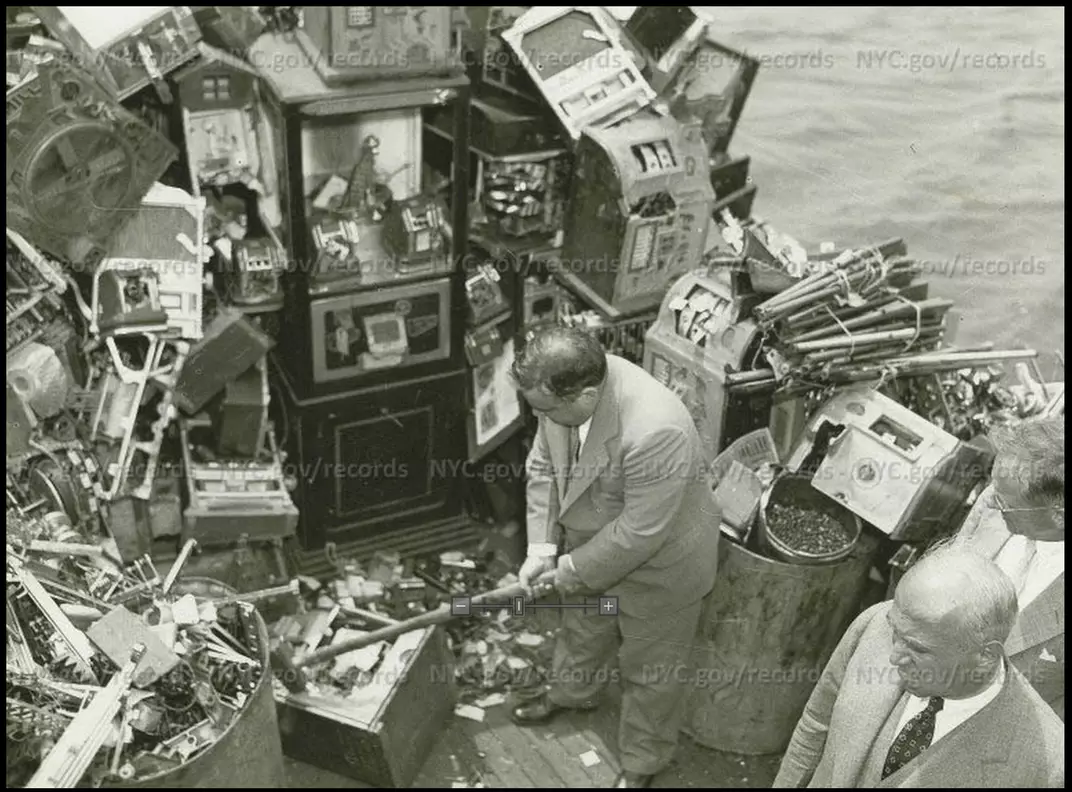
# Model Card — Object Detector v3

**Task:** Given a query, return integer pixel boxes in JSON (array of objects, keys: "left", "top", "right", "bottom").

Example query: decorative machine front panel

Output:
[
  {"left": 298, "top": 6, "right": 458, "bottom": 84},
  {"left": 310, "top": 277, "right": 452, "bottom": 384},
  {"left": 784, "top": 386, "right": 992, "bottom": 542},
  {"left": 563, "top": 114, "right": 715, "bottom": 315},
  {"left": 644, "top": 269, "right": 768, "bottom": 461},
  {"left": 500, "top": 7, "right": 656, "bottom": 141}
]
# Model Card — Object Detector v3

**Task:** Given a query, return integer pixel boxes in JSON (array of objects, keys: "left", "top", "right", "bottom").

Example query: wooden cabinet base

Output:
[{"left": 275, "top": 626, "right": 456, "bottom": 787}]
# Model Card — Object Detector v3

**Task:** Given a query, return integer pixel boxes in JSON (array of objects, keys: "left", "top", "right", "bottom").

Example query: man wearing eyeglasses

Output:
[{"left": 953, "top": 415, "right": 1064, "bottom": 720}]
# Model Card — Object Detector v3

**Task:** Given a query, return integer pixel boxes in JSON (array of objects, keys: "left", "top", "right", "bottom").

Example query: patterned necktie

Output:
[{"left": 882, "top": 696, "right": 945, "bottom": 779}]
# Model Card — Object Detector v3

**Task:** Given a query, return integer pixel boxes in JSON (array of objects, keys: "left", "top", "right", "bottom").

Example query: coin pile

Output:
[{"left": 766, "top": 504, "right": 854, "bottom": 556}]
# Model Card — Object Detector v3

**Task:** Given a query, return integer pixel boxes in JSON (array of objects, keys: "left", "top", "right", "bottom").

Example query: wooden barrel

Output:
[{"left": 683, "top": 530, "right": 880, "bottom": 755}]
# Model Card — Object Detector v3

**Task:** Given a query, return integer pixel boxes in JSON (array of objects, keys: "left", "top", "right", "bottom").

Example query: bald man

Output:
[{"left": 774, "top": 542, "right": 1064, "bottom": 788}]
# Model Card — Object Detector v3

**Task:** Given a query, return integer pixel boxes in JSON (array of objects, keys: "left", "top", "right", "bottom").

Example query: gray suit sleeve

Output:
[
  {"left": 525, "top": 418, "right": 560, "bottom": 546},
  {"left": 772, "top": 604, "right": 885, "bottom": 788},
  {"left": 568, "top": 426, "right": 692, "bottom": 593}
]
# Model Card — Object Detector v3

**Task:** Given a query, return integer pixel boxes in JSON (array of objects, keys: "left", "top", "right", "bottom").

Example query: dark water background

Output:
[{"left": 616, "top": 6, "right": 1065, "bottom": 375}]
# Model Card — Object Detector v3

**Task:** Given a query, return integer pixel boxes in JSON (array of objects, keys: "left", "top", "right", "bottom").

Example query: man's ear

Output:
[{"left": 980, "top": 640, "right": 1005, "bottom": 666}]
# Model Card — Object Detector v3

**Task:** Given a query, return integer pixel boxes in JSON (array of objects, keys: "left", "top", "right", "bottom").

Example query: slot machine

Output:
[
  {"left": 562, "top": 114, "right": 715, "bottom": 316},
  {"left": 783, "top": 386, "right": 993, "bottom": 543},
  {"left": 247, "top": 25, "right": 481, "bottom": 559},
  {"left": 643, "top": 267, "right": 771, "bottom": 462}
]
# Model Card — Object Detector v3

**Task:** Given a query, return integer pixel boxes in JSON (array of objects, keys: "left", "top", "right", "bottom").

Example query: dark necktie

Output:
[{"left": 882, "top": 696, "right": 945, "bottom": 779}]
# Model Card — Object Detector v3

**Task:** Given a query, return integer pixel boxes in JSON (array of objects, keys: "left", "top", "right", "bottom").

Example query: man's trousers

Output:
[{"left": 545, "top": 596, "right": 705, "bottom": 775}]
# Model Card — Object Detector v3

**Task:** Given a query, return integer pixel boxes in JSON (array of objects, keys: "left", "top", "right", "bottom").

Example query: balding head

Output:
[
  {"left": 511, "top": 323, "right": 608, "bottom": 427},
  {"left": 511, "top": 323, "right": 607, "bottom": 399},
  {"left": 889, "top": 540, "right": 1018, "bottom": 698},
  {"left": 899, "top": 542, "right": 1019, "bottom": 647}
]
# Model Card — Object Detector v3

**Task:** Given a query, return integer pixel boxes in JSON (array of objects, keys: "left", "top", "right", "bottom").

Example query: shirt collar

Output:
[{"left": 933, "top": 659, "right": 1006, "bottom": 717}]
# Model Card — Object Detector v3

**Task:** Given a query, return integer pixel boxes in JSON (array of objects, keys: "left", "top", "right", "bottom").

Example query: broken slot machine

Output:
[
  {"left": 500, "top": 6, "right": 656, "bottom": 142},
  {"left": 562, "top": 114, "right": 716, "bottom": 317}
]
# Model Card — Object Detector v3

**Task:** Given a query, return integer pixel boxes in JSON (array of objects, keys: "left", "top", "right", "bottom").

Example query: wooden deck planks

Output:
[
  {"left": 480, "top": 704, "right": 573, "bottom": 786},
  {"left": 510, "top": 719, "right": 600, "bottom": 788},
  {"left": 289, "top": 683, "right": 783, "bottom": 789},
  {"left": 450, "top": 714, "right": 536, "bottom": 787},
  {"left": 543, "top": 706, "right": 621, "bottom": 786},
  {"left": 410, "top": 694, "right": 624, "bottom": 788}
]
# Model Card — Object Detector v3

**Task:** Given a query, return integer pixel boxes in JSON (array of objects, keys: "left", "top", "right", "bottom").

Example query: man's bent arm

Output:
[
  {"left": 525, "top": 417, "right": 560, "bottom": 554},
  {"left": 569, "top": 427, "right": 693, "bottom": 592}
]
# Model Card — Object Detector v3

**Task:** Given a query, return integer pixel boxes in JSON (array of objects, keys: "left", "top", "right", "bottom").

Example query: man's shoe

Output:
[
  {"left": 614, "top": 771, "right": 654, "bottom": 788},
  {"left": 510, "top": 692, "right": 597, "bottom": 725}
]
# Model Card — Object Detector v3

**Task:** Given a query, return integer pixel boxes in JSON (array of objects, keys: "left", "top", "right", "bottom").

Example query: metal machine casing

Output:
[
  {"left": 643, "top": 268, "right": 768, "bottom": 462},
  {"left": 32, "top": 6, "right": 202, "bottom": 101},
  {"left": 626, "top": 9, "right": 761, "bottom": 158},
  {"left": 297, "top": 6, "right": 458, "bottom": 84},
  {"left": 784, "top": 386, "right": 992, "bottom": 542},
  {"left": 564, "top": 114, "right": 715, "bottom": 316},
  {"left": 500, "top": 7, "right": 656, "bottom": 142}
]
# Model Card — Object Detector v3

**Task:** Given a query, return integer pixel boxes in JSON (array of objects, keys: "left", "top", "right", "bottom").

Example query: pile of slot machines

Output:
[
  {"left": 7, "top": 7, "right": 297, "bottom": 581},
  {"left": 468, "top": 9, "right": 1054, "bottom": 559},
  {"left": 461, "top": 6, "right": 761, "bottom": 316}
]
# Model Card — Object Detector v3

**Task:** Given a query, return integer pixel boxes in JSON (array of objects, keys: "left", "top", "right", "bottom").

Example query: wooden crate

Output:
[{"left": 275, "top": 626, "right": 457, "bottom": 788}]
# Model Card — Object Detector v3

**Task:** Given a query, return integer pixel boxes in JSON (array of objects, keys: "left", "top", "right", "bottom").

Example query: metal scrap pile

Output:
[
  {"left": 715, "top": 213, "right": 1058, "bottom": 427},
  {"left": 6, "top": 513, "right": 268, "bottom": 788},
  {"left": 7, "top": 216, "right": 294, "bottom": 563},
  {"left": 883, "top": 363, "right": 1063, "bottom": 440},
  {"left": 268, "top": 548, "right": 556, "bottom": 711},
  {"left": 8, "top": 10, "right": 298, "bottom": 577},
  {"left": 478, "top": 158, "right": 570, "bottom": 239}
]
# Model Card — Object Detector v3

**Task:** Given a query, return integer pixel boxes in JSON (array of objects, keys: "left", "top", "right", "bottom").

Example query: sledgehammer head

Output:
[{"left": 270, "top": 644, "right": 309, "bottom": 694}]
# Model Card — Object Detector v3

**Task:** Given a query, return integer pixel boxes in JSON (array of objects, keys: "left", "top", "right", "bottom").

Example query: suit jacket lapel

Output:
[
  {"left": 1006, "top": 573, "right": 1065, "bottom": 656},
  {"left": 877, "top": 662, "right": 1015, "bottom": 788},
  {"left": 561, "top": 375, "right": 621, "bottom": 514},
  {"left": 838, "top": 622, "right": 907, "bottom": 785}
]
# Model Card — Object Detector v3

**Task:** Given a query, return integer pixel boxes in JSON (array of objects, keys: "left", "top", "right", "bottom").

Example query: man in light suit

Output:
[
  {"left": 774, "top": 542, "right": 1064, "bottom": 788},
  {"left": 952, "top": 415, "right": 1064, "bottom": 719},
  {"left": 510, "top": 325, "right": 720, "bottom": 789}
]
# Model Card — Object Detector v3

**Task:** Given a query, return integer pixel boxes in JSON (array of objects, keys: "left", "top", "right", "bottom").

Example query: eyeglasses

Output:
[{"left": 988, "top": 491, "right": 1065, "bottom": 514}]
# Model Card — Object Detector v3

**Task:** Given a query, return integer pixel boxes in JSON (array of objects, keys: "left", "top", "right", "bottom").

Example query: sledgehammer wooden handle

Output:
[{"left": 295, "top": 570, "right": 557, "bottom": 670}]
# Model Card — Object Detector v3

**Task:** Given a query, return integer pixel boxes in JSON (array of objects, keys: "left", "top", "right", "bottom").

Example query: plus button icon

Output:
[{"left": 598, "top": 596, "right": 619, "bottom": 616}]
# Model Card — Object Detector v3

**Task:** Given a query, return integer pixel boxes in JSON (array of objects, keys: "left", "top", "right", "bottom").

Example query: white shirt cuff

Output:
[{"left": 528, "top": 543, "right": 558, "bottom": 558}]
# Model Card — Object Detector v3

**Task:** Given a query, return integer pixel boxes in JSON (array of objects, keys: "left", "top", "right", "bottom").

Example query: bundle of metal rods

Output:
[
  {"left": 751, "top": 238, "right": 959, "bottom": 372},
  {"left": 726, "top": 348, "right": 1041, "bottom": 398}
]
